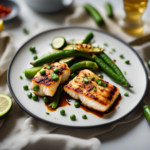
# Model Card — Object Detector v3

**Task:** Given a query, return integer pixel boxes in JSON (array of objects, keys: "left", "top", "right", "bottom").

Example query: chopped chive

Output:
[
  {"left": 125, "top": 60, "right": 130, "bottom": 64},
  {"left": 83, "top": 77, "right": 89, "bottom": 83},
  {"left": 104, "top": 43, "right": 108, "bottom": 46},
  {"left": 46, "top": 112, "right": 50, "bottom": 115},
  {"left": 124, "top": 71, "right": 127, "bottom": 75},
  {"left": 20, "top": 76, "right": 23, "bottom": 79},
  {"left": 90, "top": 76, "right": 95, "bottom": 81},
  {"left": 98, "top": 74, "right": 103, "bottom": 79},
  {"left": 101, "top": 82, "right": 107, "bottom": 87},
  {"left": 23, "top": 28, "right": 29, "bottom": 34},
  {"left": 120, "top": 54, "right": 124, "bottom": 59},
  {"left": 96, "top": 78, "right": 102, "bottom": 85},
  {"left": 112, "top": 48, "right": 116, "bottom": 52},
  {"left": 93, "top": 86, "right": 97, "bottom": 91},
  {"left": 124, "top": 92, "right": 129, "bottom": 97}
]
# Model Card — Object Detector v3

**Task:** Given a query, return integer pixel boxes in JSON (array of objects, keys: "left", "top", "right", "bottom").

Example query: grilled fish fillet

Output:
[
  {"left": 64, "top": 69, "right": 120, "bottom": 112},
  {"left": 31, "top": 62, "right": 70, "bottom": 97}
]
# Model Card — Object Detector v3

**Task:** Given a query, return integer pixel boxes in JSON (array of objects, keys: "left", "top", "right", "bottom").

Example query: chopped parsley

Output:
[
  {"left": 120, "top": 54, "right": 124, "bottom": 59},
  {"left": 23, "top": 28, "right": 29, "bottom": 35}
]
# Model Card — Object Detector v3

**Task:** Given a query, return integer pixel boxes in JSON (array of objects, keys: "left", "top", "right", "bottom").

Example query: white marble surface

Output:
[{"left": 4, "top": 0, "right": 150, "bottom": 150}]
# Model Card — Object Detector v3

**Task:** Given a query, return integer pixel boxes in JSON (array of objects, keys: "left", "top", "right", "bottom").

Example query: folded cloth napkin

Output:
[{"left": 0, "top": 5, "right": 150, "bottom": 150}]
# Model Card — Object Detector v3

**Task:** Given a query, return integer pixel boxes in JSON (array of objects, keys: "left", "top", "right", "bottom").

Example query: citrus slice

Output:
[
  {"left": 0, "top": 19, "right": 3, "bottom": 32},
  {"left": 0, "top": 94, "right": 12, "bottom": 119}
]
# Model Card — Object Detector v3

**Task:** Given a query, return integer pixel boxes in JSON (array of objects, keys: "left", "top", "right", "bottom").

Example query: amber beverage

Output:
[{"left": 121, "top": 0, "right": 147, "bottom": 35}]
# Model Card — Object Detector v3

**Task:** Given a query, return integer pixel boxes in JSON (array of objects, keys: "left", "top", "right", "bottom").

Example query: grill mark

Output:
[
  {"left": 74, "top": 88, "right": 83, "bottom": 93},
  {"left": 110, "top": 90, "right": 114, "bottom": 95},
  {"left": 107, "top": 95, "right": 112, "bottom": 100}
]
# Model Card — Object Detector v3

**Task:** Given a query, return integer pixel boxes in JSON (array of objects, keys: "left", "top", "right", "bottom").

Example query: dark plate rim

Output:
[{"left": 7, "top": 26, "right": 148, "bottom": 128}]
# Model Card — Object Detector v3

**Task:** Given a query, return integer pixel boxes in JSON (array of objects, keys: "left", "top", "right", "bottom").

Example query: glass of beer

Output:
[{"left": 120, "top": 0, "right": 147, "bottom": 35}]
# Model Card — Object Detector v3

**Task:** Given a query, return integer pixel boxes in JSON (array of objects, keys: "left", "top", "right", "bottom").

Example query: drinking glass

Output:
[{"left": 119, "top": 0, "right": 148, "bottom": 35}]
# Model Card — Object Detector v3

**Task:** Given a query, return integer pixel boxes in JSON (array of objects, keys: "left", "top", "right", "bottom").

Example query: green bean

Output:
[
  {"left": 25, "top": 66, "right": 43, "bottom": 78},
  {"left": 83, "top": 4, "right": 104, "bottom": 26},
  {"left": 31, "top": 50, "right": 92, "bottom": 67},
  {"left": 98, "top": 52, "right": 131, "bottom": 87},
  {"left": 81, "top": 32, "right": 94, "bottom": 44},
  {"left": 92, "top": 54, "right": 130, "bottom": 87},
  {"left": 104, "top": 3, "right": 113, "bottom": 18},
  {"left": 143, "top": 105, "right": 150, "bottom": 123},
  {"left": 48, "top": 84, "right": 63, "bottom": 109},
  {"left": 70, "top": 61, "right": 98, "bottom": 73}
]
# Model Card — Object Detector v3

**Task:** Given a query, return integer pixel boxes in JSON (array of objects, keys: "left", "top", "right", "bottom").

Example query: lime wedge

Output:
[
  {"left": 0, "top": 19, "right": 3, "bottom": 32},
  {"left": 0, "top": 94, "right": 12, "bottom": 119}
]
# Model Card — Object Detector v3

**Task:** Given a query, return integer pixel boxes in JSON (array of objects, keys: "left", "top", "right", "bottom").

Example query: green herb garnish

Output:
[
  {"left": 112, "top": 48, "right": 116, "bottom": 52},
  {"left": 93, "top": 86, "right": 97, "bottom": 91},
  {"left": 20, "top": 76, "right": 23, "bottom": 79},
  {"left": 124, "top": 71, "right": 127, "bottom": 75},
  {"left": 120, "top": 54, "right": 124, "bottom": 59},
  {"left": 124, "top": 92, "right": 129, "bottom": 97},
  {"left": 98, "top": 74, "right": 103, "bottom": 79},
  {"left": 46, "top": 112, "right": 50, "bottom": 115},
  {"left": 23, "top": 28, "right": 29, "bottom": 34},
  {"left": 104, "top": 43, "right": 108, "bottom": 46},
  {"left": 125, "top": 60, "right": 130, "bottom": 64}
]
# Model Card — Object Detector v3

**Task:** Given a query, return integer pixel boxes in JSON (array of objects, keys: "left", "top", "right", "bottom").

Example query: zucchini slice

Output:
[
  {"left": 52, "top": 37, "right": 67, "bottom": 50},
  {"left": 59, "top": 57, "right": 75, "bottom": 64},
  {"left": 63, "top": 44, "right": 103, "bottom": 53}
]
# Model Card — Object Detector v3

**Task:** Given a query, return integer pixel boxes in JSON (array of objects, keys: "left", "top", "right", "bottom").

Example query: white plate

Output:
[{"left": 7, "top": 27, "right": 148, "bottom": 128}]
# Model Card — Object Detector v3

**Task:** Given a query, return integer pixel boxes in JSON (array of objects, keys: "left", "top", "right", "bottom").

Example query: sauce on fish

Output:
[{"left": 45, "top": 93, "right": 122, "bottom": 118}]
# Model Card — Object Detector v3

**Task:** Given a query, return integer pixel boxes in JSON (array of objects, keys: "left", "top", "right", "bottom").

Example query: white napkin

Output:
[{"left": 0, "top": 5, "right": 150, "bottom": 150}]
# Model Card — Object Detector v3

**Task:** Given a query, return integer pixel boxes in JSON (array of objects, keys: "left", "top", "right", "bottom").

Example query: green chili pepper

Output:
[
  {"left": 143, "top": 105, "right": 150, "bottom": 123},
  {"left": 92, "top": 54, "right": 130, "bottom": 87},
  {"left": 104, "top": 3, "right": 113, "bottom": 18},
  {"left": 83, "top": 4, "right": 104, "bottom": 26},
  {"left": 48, "top": 84, "right": 62, "bottom": 109},
  {"left": 98, "top": 52, "right": 131, "bottom": 87},
  {"left": 70, "top": 61, "right": 98, "bottom": 73},
  {"left": 81, "top": 32, "right": 94, "bottom": 44},
  {"left": 24, "top": 66, "right": 43, "bottom": 78},
  {"left": 93, "top": 86, "right": 97, "bottom": 91},
  {"left": 145, "top": 58, "right": 150, "bottom": 69},
  {"left": 31, "top": 50, "right": 92, "bottom": 67}
]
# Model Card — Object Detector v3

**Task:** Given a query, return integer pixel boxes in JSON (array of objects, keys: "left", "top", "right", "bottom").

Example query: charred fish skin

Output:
[
  {"left": 64, "top": 69, "right": 120, "bottom": 112},
  {"left": 31, "top": 62, "right": 70, "bottom": 97}
]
